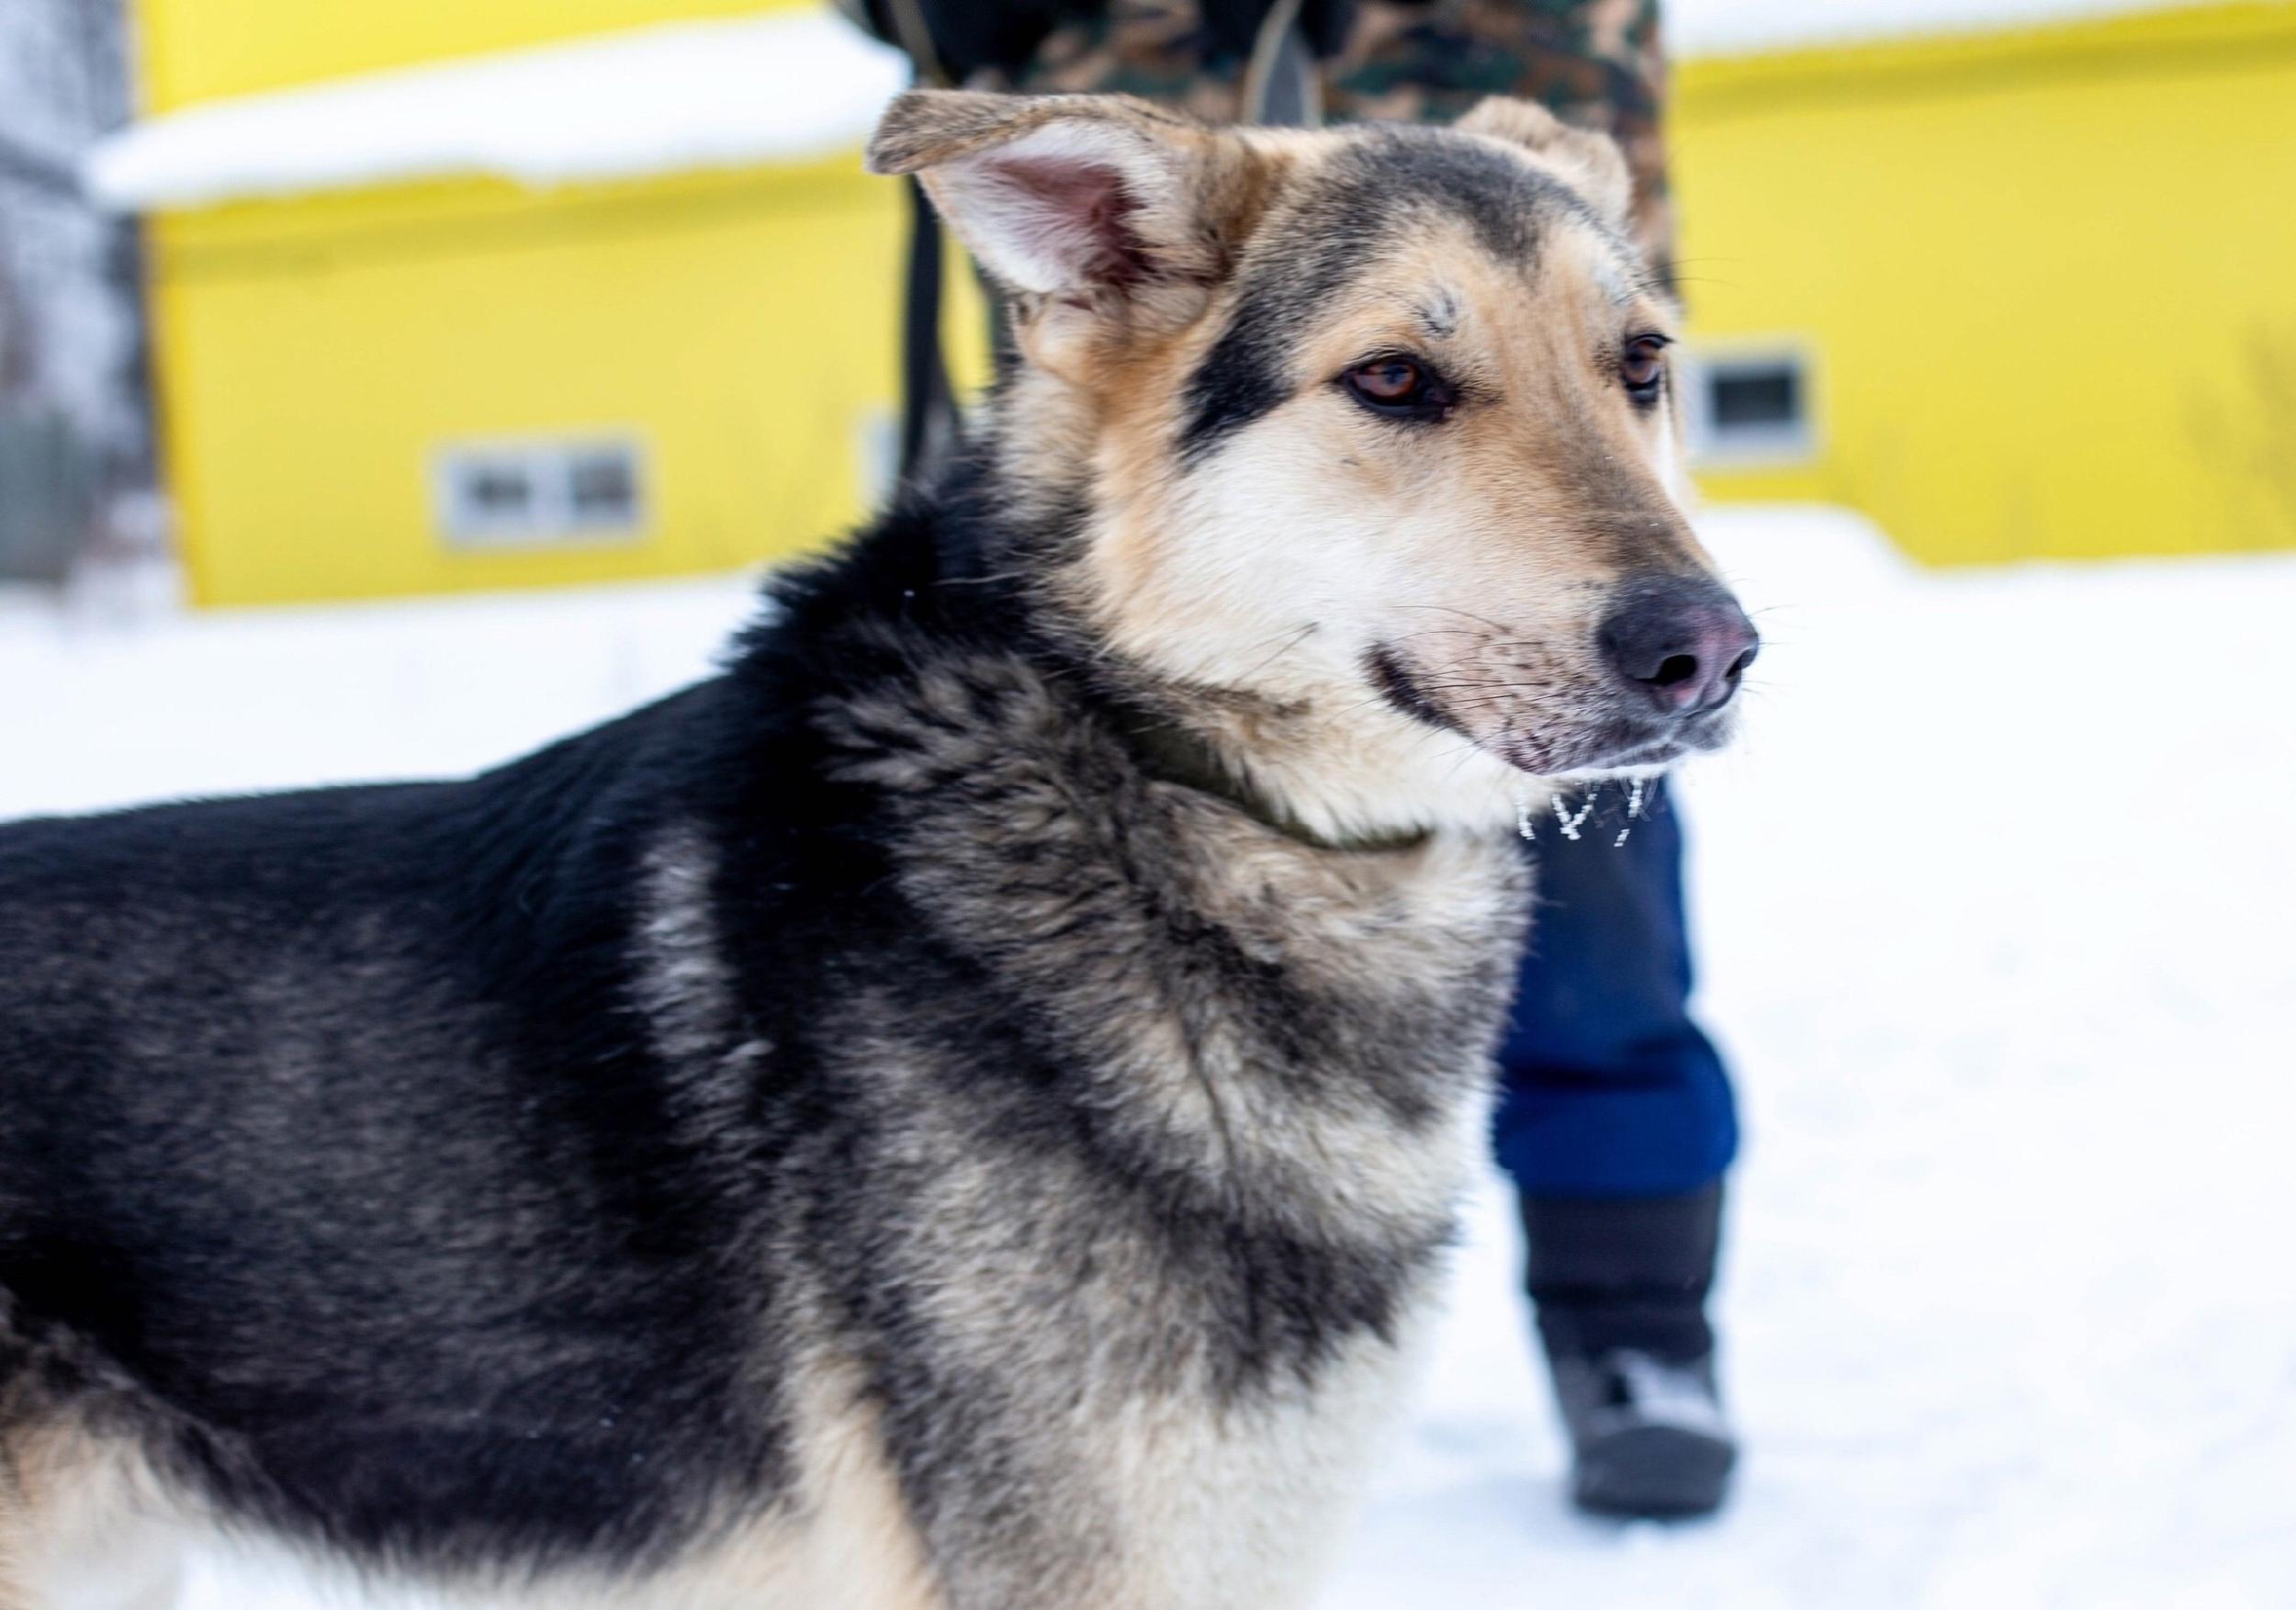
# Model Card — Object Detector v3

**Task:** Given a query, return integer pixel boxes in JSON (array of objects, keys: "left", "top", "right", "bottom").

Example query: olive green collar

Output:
[{"left": 1124, "top": 717, "right": 1432, "bottom": 856}]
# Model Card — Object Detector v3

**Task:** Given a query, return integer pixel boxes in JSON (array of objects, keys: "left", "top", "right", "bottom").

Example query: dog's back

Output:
[{"left": 0, "top": 684, "right": 812, "bottom": 1573}]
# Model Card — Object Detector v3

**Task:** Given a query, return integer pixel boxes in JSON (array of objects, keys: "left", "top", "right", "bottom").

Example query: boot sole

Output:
[{"left": 1571, "top": 1424, "right": 1738, "bottom": 1520}]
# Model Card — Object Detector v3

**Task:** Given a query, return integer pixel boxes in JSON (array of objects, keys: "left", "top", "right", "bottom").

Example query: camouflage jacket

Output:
[{"left": 946, "top": 0, "right": 1675, "bottom": 269}]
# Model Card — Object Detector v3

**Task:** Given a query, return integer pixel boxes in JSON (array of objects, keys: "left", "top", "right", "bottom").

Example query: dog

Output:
[{"left": 0, "top": 89, "right": 1755, "bottom": 1609}]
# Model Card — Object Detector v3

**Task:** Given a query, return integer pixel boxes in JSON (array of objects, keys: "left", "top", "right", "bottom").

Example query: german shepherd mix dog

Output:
[{"left": 0, "top": 92, "right": 1754, "bottom": 1609}]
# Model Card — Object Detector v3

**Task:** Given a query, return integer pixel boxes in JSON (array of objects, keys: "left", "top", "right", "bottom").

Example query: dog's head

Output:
[{"left": 870, "top": 91, "right": 1755, "bottom": 839}]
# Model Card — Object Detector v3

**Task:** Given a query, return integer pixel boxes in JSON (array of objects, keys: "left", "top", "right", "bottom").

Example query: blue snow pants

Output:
[{"left": 1490, "top": 781, "right": 1739, "bottom": 1199}]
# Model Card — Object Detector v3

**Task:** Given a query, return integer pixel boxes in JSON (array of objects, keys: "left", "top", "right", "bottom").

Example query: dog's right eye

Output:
[{"left": 1342, "top": 357, "right": 1455, "bottom": 422}]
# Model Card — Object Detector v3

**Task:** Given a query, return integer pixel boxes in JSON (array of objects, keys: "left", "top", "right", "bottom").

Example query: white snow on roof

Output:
[
  {"left": 83, "top": 0, "right": 2277, "bottom": 211},
  {"left": 1668, "top": 0, "right": 2244, "bottom": 60},
  {"left": 84, "top": 8, "right": 910, "bottom": 212}
]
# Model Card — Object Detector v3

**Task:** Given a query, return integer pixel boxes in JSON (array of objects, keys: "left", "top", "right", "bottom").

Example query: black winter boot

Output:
[{"left": 1523, "top": 1183, "right": 1738, "bottom": 1519}]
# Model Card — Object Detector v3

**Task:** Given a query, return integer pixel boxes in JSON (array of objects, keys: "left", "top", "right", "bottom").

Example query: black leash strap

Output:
[
  {"left": 897, "top": 175, "right": 958, "bottom": 492},
  {"left": 885, "top": 0, "right": 961, "bottom": 495},
  {"left": 886, "top": 0, "right": 1321, "bottom": 494}
]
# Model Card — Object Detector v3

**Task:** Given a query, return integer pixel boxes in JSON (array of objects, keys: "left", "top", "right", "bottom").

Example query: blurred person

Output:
[{"left": 846, "top": 0, "right": 1739, "bottom": 1519}]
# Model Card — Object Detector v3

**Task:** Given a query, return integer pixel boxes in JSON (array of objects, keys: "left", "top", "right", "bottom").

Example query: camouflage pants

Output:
[{"left": 995, "top": 0, "right": 1673, "bottom": 272}]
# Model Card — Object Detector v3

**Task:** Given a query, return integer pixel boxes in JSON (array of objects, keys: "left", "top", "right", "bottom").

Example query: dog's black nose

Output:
[{"left": 1599, "top": 576, "right": 1760, "bottom": 715}]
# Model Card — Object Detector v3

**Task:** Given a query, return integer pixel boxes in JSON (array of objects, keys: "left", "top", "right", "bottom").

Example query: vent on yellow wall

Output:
[
  {"left": 433, "top": 436, "right": 647, "bottom": 550},
  {"left": 1683, "top": 346, "right": 1817, "bottom": 469}
]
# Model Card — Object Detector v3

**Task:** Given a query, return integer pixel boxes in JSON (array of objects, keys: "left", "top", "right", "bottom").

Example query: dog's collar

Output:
[{"left": 1125, "top": 717, "right": 1431, "bottom": 856}]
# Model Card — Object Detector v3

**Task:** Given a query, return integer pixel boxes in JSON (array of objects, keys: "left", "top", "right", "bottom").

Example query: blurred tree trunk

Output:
[{"left": 0, "top": 0, "right": 150, "bottom": 582}]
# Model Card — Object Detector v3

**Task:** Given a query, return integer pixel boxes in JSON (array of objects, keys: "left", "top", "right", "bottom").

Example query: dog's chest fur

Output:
[{"left": 692, "top": 641, "right": 1532, "bottom": 1607}]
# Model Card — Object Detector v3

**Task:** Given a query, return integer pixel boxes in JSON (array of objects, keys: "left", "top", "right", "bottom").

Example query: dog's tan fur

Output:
[
  {"left": 1, "top": 1424, "right": 184, "bottom": 1610},
  {"left": 877, "top": 91, "right": 1717, "bottom": 845}
]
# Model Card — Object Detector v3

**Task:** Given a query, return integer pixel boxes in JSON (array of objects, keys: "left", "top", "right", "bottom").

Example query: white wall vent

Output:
[
  {"left": 434, "top": 436, "right": 647, "bottom": 549},
  {"left": 1684, "top": 346, "right": 1817, "bottom": 467}
]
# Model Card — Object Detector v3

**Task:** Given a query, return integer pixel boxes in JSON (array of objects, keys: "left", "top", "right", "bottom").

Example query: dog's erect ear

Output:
[
  {"left": 1457, "top": 97, "right": 1634, "bottom": 231},
  {"left": 867, "top": 90, "right": 1242, "bottom": 300}
]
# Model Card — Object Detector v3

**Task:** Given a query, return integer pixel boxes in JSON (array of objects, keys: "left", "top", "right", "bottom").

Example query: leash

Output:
[
  {"left": 872, "top": 2, "right": 1377, "bottom": 847},
  {"left": 886, "top": 0, "right": 1325, "bottom": 499},
  {"left": 1241, "top": 0, "right": 1323, "bottom": 129},
  {"left": 883, "top": 0, "right": 962, "bottom": 498}
]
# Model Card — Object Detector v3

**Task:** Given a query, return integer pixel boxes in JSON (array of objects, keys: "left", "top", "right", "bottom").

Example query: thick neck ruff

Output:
[{"left": 883, "top": 441, "right": 1437, "bottom": 858}]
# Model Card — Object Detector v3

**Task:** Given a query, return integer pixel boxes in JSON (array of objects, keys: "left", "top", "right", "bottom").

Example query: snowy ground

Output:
[{"left": 5, "top": 507, "right": 2293, "bottom": 1609}]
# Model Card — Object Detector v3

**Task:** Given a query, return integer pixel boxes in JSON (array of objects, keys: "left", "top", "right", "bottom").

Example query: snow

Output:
[
  {"left": 82, "top": 9, "right": 911, "bottom": 213},
  {"left": 1665, "top": 0, "right": 2245, "bottom": 60},
  {"left": 5, "top": 505, "right": 2295, "bottom": 1607}
]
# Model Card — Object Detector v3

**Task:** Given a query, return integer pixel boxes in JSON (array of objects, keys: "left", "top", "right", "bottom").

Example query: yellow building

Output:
[
  {"left": 1672, "top": 1, "right": 2296, "bottom": 565},
  {"left": 97, "top": 0, "right": 947, "bottom": 607},
  {"left": 93, "top": 0, "right": 2296, "bottom": 606}
]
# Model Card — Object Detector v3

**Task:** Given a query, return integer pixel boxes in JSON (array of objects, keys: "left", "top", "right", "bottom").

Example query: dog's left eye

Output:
[
  {"left": 1342, "top": 357, "right": 1455, "bottom": 421},
  {"left": 1622, "top": 335, "right": 1671, "bottom": 406}
]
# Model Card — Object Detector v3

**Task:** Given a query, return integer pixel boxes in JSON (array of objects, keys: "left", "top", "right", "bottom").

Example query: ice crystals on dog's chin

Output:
[
  {"left": 1552, "top": 792, "right": 1597, "bottom": 842},
  {"left": 1517, "top": 778, "right": 1648, "bottom": 849},
  {"left": 1615, "top": 775, "right": 1646, "bottom": 849}
]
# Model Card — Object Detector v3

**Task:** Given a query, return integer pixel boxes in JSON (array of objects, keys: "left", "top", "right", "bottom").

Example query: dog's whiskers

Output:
[
  {"left": 931, "top": 569, "right": 1034, "bottom": 588},
  {"left": 1235, "top": 622, "right": 1321, "bottom": 682},
  {"left": 1391, "top": 602, "right": 1517, "bottom": 636}
]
